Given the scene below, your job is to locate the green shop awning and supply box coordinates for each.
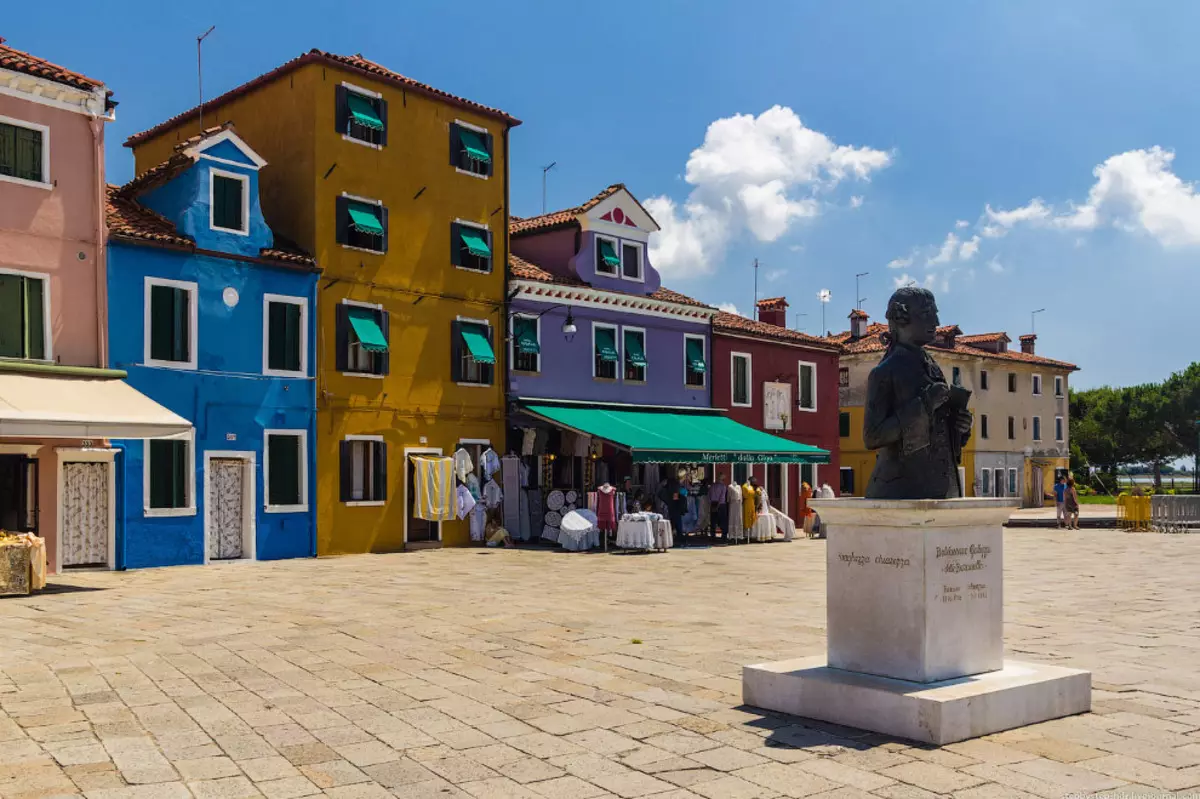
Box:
[514,319,539,354]
[598,239,620,269]
[347,202,384,235]
[348,308,389,352]
[461,324,495,364]
[459,128,491,163]
[595,327,618,362]
[521,403,830,464]
[624,333,647,366]
[686,338,706,372]
[460,228,491,258]
[347,93,384,131]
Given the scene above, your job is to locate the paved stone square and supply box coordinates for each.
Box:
[2,529,1200,798]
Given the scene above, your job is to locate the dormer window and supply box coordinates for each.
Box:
[451,122,492,177]
[336,195,387,253]
[621,242,644,281]
[596,236,619,276]
[210,169,248,234]
[336,85,387,147]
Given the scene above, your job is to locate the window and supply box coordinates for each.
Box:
[980,370,989,390]
[731,353,752,407]
[335,84,387,146]
[839,412,851,438]
[1055,376,1064,397]
[595,236,619,276]
[840,467,855,496]
[1008,373,1017,392]
[980,468,991,497]
[336,302,389,376]
[146,278,197,369]
[733,463,748,484]
[994,468,1005,497]
[265,430,307,512]
[340,437,386,504]
[0,118,47,186]
[798,361,817,411]
[450,122,492,176]
[593,323,619,380]
[452,319,495,385]
[952,366,961,386]
[336,195,387,253]
[621,242,644,281]
[624,328,647,382]
[0,271,47,360]
[980,414,989,439]
[1008,416,1016,440]
[263,295,306,376]
[1008,468,1018,496]
[146,437,193,514]
[839,367,849,388]
[1055,416,1064,442]
[451,222,492,273]
[210,169,248,234]
[512,315,540,374]
[1033,416,1042,441]
[684,335,706,388]
[1032,374,1043,396]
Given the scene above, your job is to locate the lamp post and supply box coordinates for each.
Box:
[509,303,578,343]
[541,162,556,215]
[855,272,869,311]
[1031,308,1045,334]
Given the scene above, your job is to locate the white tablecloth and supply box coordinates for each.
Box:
[770,507,796,542]
[653,520,674,550]
[560,510,599,552]
[617,517,654,549]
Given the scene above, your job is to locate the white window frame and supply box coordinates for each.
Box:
[1008,468,1018,496]
[262,294,309,378]
[592,322,620,380]
[1055,375,1064,397]
[456,314,494,387]
[622,325,647,384]
[0,114,51,190]
[619,240,645,283]
[510,313,540,374]
[341,81,385,150]
[594,234,619,277]
[341,298,386,379]
[731,352,753,407]
[797,360,818,413]
[144,277,199,370]
[343,434,386,507]
[683,333,707,389]
[1032,373,1043,396]
[1033,416,1042,442]
[143,430,197,518]
[454,218,492,274]
[209,167,250,235]
[453,118,490,180]
[1055,415,1064,442]
[264,429,309,513]
[0,266,52,362]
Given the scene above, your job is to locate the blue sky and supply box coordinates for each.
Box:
[9,0,1199,389]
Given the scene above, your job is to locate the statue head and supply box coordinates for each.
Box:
[884,287,940,349]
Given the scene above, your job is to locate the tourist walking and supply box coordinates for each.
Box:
[1054,475,1068,529]
[1064,476,1081,530]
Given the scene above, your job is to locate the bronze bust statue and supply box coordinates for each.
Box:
[864,287,973,499]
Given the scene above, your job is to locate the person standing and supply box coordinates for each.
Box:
[742,475,759,535]
[799,481,814,537]
[1065,476,1081,530]
[1053,475,1068,529]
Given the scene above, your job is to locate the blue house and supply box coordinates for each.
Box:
[106,125,320,568]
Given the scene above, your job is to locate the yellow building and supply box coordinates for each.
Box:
[828,312,1078,506]
[127,50,520,551]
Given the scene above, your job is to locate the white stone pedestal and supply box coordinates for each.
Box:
[742,498,1091,745]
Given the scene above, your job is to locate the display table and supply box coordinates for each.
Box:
[0,534,47,596]
[617,513,671,551]
[653,520,673,551]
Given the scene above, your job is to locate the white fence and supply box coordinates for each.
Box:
[1150,495,1200,533]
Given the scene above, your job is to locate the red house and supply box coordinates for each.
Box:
[711,297,843,521]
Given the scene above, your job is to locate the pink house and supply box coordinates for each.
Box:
[0,38,189,574]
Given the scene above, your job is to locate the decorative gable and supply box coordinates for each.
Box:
[580,187,660,237]
[184,129,268,170]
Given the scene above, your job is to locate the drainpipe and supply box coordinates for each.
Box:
[112,442,127,570]
[89,112,109,367]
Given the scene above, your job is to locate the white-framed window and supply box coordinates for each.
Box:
[1032,374,1043,396]
[731,352,752,407]
[0,115,50,189]
[511,314,540,374]
[623,326,647,382]
[338,299,388,377]
[1055,375,1064,397]
[593,322,619,380]
[341,435,386,505]
[451,120,492,178]
[1008,468,1018,496]
[1033,416,1042,441]
[454,316,495,386]
[144,277,198,370]
[798,360,817,412]
[336,82,386,147]
[209,167,250,235]
[0,267,51,361]
[264,429,308,513]
[621,241,644,282]
[144,430,196,517]
[336,193,387,253]
[262,294,308,377]
[684,334,706,388]
[1055,416,1064,442]
[980,468,991,497]
[452,220,492,273]
[595,235,619,277]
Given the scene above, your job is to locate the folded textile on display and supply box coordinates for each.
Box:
[769,506,796,541]
[560,510,598,552]
[543,510,562,528]
[541,524,560,542]
[565,490,577,505]
[411,456,456,521]
[546,490,565,511]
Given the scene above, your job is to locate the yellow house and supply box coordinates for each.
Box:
[828,311,1078,506]
[127,50,520,551]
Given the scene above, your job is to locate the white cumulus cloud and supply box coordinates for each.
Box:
[955,219,969,229]
[927,232,959,265]
[958,235,981,260]
[850,195,864,208]
[717,302,742,316]
[886,255,913,269]
[892,273,937,290]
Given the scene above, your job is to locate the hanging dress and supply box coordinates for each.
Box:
[742,482,758,533]
[596,484,618,532]
[727,484,744,540]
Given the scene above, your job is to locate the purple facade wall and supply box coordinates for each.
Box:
[569,232,662,294]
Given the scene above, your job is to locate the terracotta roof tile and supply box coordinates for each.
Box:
[958,332,1011,345]
[509,255,711,309]
[714,312,840,351]
[849,309,870,320]
[126,49,518,147]
[756,296,788,309]
[0,37,106,92]
[1019,334,1037,342]
[510,185,627,236]
[823,323,1077,369]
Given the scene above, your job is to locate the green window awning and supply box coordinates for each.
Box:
[598,239,620,269]
[686,338,706,372]
[347,202,384,235]
[347,93,384,131]
[460,228,491,258]
[595,327,618,362]
[521,402,830,464]
[624,332,647,366]
[514,318,539,354]
[461,323,495,364]
[348,308,389,352]
[458,128,491,163]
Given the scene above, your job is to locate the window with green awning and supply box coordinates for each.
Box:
[624,329,647,382]
[346,93,384,131]
[685,336,706,387]
[336,86,387,146]
[461,323,495,364]
[348,203,384,235]
[348,308,389,352]
[596,238,619,274]
[460,228,491,258]
[514,318,540,354]
[458,128,491,164]
[595,327,618,362]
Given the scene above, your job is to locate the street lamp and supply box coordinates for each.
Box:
[510,303,578,343]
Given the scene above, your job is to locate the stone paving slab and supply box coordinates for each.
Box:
[1,529,1199,798]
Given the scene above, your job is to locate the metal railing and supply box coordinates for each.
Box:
[1149,495,1200,533]
[1116,494,1151,531]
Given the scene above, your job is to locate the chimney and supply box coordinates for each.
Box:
[849,309,870,339]
[1019,334,1036,355]
[756,296,788,327]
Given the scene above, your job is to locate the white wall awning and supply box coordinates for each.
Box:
[0,373,192,439]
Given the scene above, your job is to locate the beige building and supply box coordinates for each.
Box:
[829,311,1078,506]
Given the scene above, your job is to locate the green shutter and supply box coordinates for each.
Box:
[23,278,44,360]
[347,308,389,352]
[150,285,175,361]
[148,440,187,509]
[459,228,491,258]
[624,331,647,366]
[686,338,706,371]
[172,440,188,507]
[0,275,22,358]
[458,128,491,163]
[0,124,15,178]
[172,288,189,362]
[212,174,243,231]
[284,303,301,372]
[14,127,41,182]
[597,239,619,270]
[268,302,302,372]
[800,366,814,408]
[514,318,540,354]
[268,434,301,507]
[595,327,618,362]
[347,202,385,235]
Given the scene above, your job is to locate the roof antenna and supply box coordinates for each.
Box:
[541,162,556,214]
[197,26,216,132]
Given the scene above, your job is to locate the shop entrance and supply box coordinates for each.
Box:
[0,455,38,533]
[406,458,439,543]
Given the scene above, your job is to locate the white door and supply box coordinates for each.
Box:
[208,459,245,560]
[61,462,108,567]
